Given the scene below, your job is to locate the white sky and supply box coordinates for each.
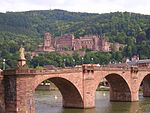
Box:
[0,0,150,15]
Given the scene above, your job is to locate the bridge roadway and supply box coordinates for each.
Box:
[1,65,150,113]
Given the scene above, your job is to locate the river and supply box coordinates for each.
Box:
[35,91,150,113]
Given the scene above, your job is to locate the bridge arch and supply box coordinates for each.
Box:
[138,73,150,97]
[34,76,84,108]
[95,73,132,101]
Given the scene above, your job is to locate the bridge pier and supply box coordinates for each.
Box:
[4,70,35,113]
[82,66,95,108]
[130,91,139,101]
[130,68,139,101]
[0,71,5,113]
[16,75,35,113]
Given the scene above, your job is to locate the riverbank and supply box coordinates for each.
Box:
[36,83,58,91]
[36,85,110,91]
[96,86,110,91]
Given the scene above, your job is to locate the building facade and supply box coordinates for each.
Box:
[126,55,150,68]
[37,32,55,52]
[55,34,75,51]
[36,32,124,52]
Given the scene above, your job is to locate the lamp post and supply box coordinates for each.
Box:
[91,57,93,64]
[81,57,84,65]
[73,59,75,67]
[2,59,6,70]
[63,59,66,67]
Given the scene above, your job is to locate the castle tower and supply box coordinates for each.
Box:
[93,36,99,51]
[43,32,52,48]
[33,32,55,55]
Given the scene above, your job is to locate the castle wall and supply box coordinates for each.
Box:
[55,34,74,51]
[80,36,94,50]
[37,32,55,52]
[36,32,123,53]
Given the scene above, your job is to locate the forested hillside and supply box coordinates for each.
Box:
[0,9,150,68]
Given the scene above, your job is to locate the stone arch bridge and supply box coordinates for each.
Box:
[1,65,150,113]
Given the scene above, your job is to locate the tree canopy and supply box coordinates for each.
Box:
[0,9,150,68]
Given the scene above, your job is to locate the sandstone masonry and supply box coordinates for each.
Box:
[36,32,124,53]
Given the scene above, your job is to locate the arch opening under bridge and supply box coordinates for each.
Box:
[95,73,132,102]
[34,77,84,109]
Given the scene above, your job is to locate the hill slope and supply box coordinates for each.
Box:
[0,9,150,68]
[0,9,150,39]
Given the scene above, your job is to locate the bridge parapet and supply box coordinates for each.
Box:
[130,66,138,73]
[82,65,94,73]
[94,66,130,71]
[136,68,150,71]
[3,65,150,76]
[92,65,150,72]
[3,67,82,76]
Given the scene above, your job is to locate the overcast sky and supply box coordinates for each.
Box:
[1,0,150,15]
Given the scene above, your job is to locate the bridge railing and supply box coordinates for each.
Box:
[93,66,130,71]
[3,67,83,76]
[3,65,150,76]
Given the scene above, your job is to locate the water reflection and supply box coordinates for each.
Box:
[35,91,62,113]
[35,91,150,113]
[129,102,139,113]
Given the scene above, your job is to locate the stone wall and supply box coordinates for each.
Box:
[0,70,5,113]
[4,75,16,113]
[55,34,74,51]
[36,32,123,52]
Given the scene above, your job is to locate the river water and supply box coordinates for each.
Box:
[35,91,150,113]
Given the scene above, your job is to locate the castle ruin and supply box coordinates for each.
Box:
[36,32,124,53]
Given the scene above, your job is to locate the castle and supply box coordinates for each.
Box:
[36,32,124,53]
